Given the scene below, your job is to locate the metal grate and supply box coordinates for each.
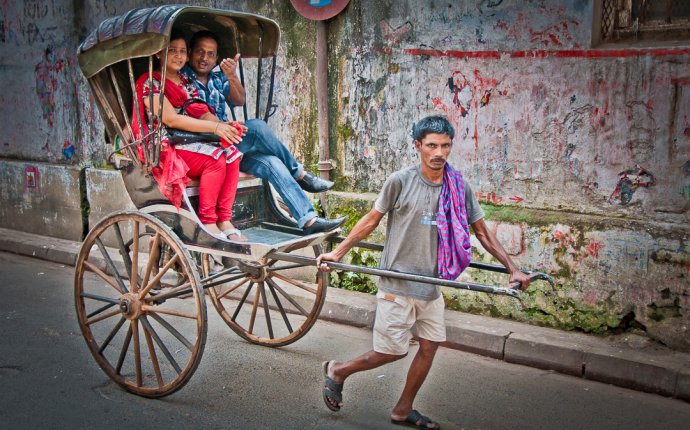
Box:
[602,0,618,39]
[601,0,690,42]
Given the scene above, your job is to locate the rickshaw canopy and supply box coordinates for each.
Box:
[77,5,281,79]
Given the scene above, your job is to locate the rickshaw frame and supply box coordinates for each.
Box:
[74,5,553,398]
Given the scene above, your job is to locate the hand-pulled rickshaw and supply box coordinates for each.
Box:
[74,5,553,398]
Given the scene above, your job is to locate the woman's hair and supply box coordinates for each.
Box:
[411,115,455,141]
[169,29,187,47]
[154,30,187,68]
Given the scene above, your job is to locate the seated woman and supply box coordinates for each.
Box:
[132,31,246,240]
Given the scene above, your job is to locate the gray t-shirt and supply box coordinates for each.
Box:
[373,164,484,301]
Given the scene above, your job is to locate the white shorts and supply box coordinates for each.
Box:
[372,291,446,355]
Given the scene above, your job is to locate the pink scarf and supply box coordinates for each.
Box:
[437,163,472,279]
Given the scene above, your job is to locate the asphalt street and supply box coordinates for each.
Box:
[0,251,688,430]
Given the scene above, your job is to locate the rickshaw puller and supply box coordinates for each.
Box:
[316,115,536,429]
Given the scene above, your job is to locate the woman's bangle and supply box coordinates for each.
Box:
[214,122,220,135]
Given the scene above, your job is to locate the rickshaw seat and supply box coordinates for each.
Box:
[185,172,255,196]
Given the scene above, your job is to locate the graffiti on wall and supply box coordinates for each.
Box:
[34,46,64,128]
[530,225,688,277]
[608,165,656,205]
[380,20,412,46]
[0,0,73,46]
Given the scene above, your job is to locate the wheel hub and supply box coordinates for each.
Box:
[247,266,269,282]
[119,293,143,319]
[237,260,268,282]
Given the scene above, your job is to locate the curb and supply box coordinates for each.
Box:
[1,227,688,402]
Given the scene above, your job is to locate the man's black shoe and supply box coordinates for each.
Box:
[302,216,346,235]
[297,173,334,193]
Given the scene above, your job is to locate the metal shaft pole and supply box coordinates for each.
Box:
[267,251,522,300]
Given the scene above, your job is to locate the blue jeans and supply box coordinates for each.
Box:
[235,119,316,228]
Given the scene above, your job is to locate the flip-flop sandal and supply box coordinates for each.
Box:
[322,361,343,412]
[391,409,441,429]
[222,228,247,242]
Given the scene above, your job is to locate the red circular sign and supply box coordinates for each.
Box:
[289,0,350,21]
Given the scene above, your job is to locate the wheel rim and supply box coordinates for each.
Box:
[74,211,207,398]
[206,245,327,347]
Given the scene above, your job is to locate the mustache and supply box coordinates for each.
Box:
[431,158,446,163]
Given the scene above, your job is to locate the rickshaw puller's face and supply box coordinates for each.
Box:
[415,133,452,171]
[165,39,188,72]
[190,38,218,77]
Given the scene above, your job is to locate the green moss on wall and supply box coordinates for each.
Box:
[270,3,316,67]
[337,123,354,143]
[442,279,622,335]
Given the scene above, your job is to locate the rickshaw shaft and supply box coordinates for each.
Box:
[267,252,522,300]
[326,237,538,276]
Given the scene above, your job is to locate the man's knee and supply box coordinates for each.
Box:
[249,154,289,180]
[245,118,269,134]
[417,339,440,356]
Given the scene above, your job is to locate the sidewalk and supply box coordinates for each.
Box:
[1,227,688,402]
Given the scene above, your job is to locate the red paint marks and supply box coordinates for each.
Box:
[432,97,448,113]
[671,78,690,86]
[480,90,491,107]
[380,20,412,46]
[548,33,563,47]
[494,21,508,31]
[403,47,690,59]
[586,240,604,258]
[592,103,610,129]
[509,196,524,204]
[473,69,498,88]
[609,166,656,205]
[472,113,479,149]
[552,229,575,247]
[477,191,503,204]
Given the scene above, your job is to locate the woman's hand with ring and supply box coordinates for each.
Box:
[215,122,242,145]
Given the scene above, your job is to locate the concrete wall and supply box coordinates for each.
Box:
[0,1,688,349]
[318,1,689,350]
[0,160,83,240]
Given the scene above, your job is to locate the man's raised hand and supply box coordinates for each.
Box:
[220,53,241,79]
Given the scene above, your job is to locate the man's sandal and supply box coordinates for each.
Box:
[322,361,343,412]
[391,410,441,430]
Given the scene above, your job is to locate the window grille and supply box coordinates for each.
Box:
[601,0,690,42]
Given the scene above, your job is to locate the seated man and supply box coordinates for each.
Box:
[181,30,344,235]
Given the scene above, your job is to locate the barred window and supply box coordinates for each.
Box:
[599,0,690,43]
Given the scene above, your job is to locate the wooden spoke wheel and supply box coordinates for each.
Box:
[206,245,327,347]
[74,211,207,398]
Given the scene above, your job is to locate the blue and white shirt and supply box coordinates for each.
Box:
[181,64,233,122]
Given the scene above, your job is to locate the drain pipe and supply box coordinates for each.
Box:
[316,20,333,181]
[290,0,350,181]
